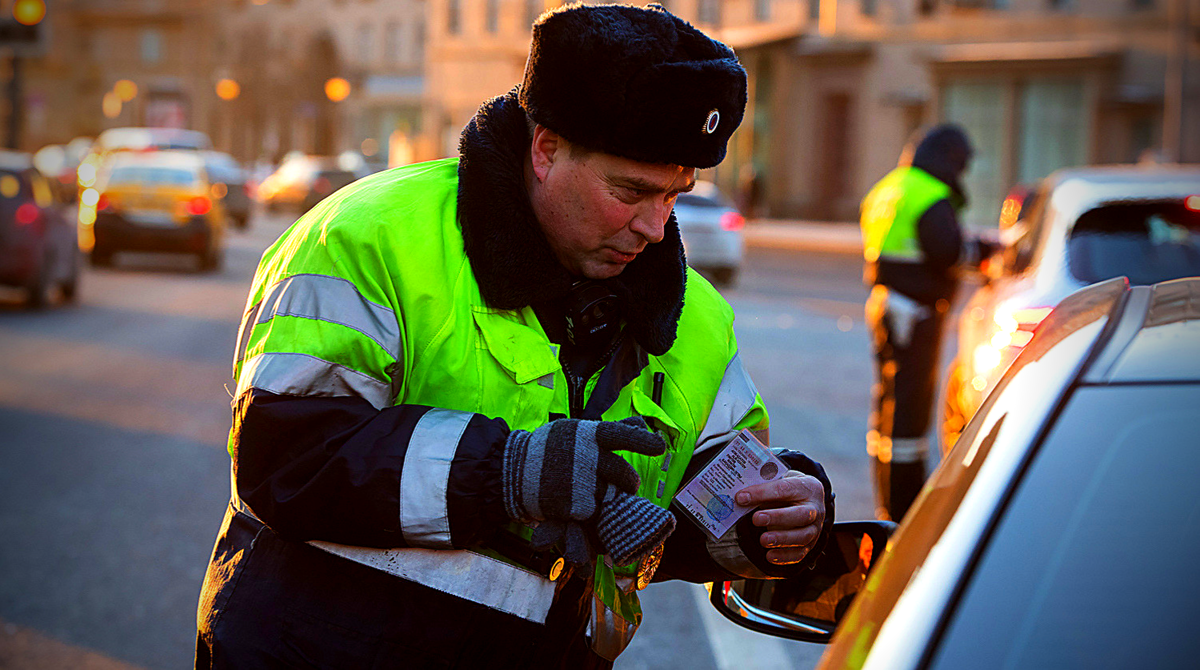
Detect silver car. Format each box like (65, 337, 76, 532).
(941, 165, 1200, 449)
(674, 180, 744, 286)
(711, 277, 1200, 669)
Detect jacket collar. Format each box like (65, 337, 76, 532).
(456, 87, 686, 356)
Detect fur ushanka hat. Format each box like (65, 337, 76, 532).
(519, 3, 747, 169)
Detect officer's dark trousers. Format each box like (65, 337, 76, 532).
(195, 504, 608, 669)
(865, 289, 946, 522)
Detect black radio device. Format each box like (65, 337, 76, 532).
(563, 280, 621, 348)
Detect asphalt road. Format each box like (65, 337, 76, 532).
(0, 212, 876, 669)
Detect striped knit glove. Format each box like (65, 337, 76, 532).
(596, 485, 676, 566)
(504, 416, 666, 564)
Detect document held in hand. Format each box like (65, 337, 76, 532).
(673, 429, 788, 541)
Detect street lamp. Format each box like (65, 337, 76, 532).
(324, 77, 351, 103)
(113, 79, 137, 102)
(216, 78, 240, 101)
(12, 0, 46, 26)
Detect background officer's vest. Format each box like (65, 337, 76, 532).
(860, 166, 951, 264)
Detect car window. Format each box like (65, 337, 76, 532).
(107, 166, 199, 186)
(676, 192, 726, 208)
(1004, 185, 1048, 274)
(1066, 200, 1200, 286)
(929, 383, 1200, 670)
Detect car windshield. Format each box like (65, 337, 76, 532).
(1067, 200, 1200, 286)
(929, 383, 1200, 669)
(107, 166, 198, 186)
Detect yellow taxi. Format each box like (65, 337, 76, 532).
(78, 150, 226, 270)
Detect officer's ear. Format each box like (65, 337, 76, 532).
(530, 124, 564, 183)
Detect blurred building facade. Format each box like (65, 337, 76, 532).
(14, 0, 1197, 226)
(731, 0, 1200, 225)
(17, 0, 220, 151)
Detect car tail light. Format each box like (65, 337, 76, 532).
(15, 202, 41, 227)
(96, 194, 112, 211)
(186, 196, 212, 216)
(719, 211, 745, 231)
(314, 177, 332, 195)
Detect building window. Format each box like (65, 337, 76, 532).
(448, 0, 461, 35)
(358, 23, 374, 64)
(808, 0, 820, 21)
(754, 0, 771, 20)
(414, 20, 425, 65)
(140, 29, 163, 64)
(486, 0, 499, 33)
(698, 0, 721, 25)
(918, 0, 937, 15)
(525, 0, 541, 27)
(385, 21, 400, 63)
(1131, 0, 1153, 9)
(1047, 0, 1073, 10)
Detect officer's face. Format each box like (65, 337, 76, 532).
(529, 127, 695, 279)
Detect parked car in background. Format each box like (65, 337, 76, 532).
(201, 151, 252, 229)
(76, 128, 213, 198)
(674, 180, 745, 286)
(941, 165, 1200, 449)
(256, 154, 359, 213)
(714, 277, 1200, 670)
(0, 151, 78, 308)
(78, 150, 226, 271)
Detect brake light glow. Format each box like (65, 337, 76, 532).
(96, 194, 111, 211)
(14, 202, 40, 226)
(972, 305, 1053, 387)
(186, 196, 212, 216)
(313, 177, 332, 194)
(719, 211, 745, 231)
(1186, 195, 1200, 212)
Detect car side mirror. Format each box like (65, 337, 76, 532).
(708, 520, 895, 643)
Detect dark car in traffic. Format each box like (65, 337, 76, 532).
(0, 151, 78, 308)
(712, 276, 1200, 669)
(202, 151, 253, 229)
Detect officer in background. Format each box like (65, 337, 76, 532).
(195, 4, 834, 668)
(860, 124, 976, 522)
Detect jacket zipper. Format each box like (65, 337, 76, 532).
(563, 334, 624, 419)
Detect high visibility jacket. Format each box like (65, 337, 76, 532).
(230, 157, 768, 659)
(860, 166, 951, 264)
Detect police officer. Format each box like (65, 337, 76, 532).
(195, 5, 834, 668)
(860, 124, 975, 522)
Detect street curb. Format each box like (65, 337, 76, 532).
(742, 220, 862, 255)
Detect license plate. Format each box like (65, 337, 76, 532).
(125, 209, 179, 227)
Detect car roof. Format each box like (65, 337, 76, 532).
(96, 127, 212, 152)
(1080, 278, 1200, 384)
(0, 150, 33, 171)
(1041, 165, 1200, 223)
(107, 150, 206, 171)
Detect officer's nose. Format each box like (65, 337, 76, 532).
(630, 198, 670, 244)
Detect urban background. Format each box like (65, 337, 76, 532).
(8, 0, 1199, 228)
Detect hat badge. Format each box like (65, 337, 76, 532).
(702, 109, 720, 135)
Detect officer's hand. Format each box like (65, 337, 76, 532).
(735, 471, 826, 565)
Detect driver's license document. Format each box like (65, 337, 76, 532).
(673, 429, 787, 541)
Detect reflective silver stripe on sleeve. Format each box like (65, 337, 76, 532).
(694, 352, 761, 455)
(237, 352, 392, 409)
(399, 408, 473, 548)
(307, 543, 556, 623)
(236, 273, 400, 363)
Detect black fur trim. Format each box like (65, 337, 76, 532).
(458, 89, 685, 356)
(519, 3, 746, 169)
